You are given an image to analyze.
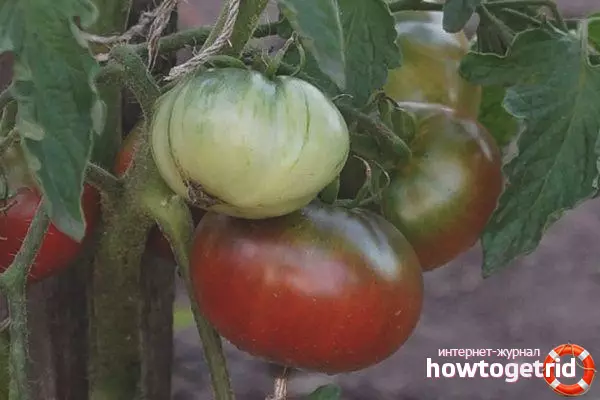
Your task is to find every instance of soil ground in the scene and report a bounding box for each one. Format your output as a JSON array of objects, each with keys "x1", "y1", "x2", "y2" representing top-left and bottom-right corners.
[{"x1": 172, "y1": 1, "x2": 600, "y2": 399}]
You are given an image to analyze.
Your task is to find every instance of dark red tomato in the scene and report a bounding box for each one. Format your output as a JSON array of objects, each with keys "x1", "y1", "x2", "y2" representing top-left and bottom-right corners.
[
  {"x1": 0, "y1": 182, "x2": 100, "y2": 282},
  {"x1": 114, "y1": 125, "x2": 204, "y2": 261},
  {"x1": 380, "y1": 102, "x2": 503, "y2": 271},
  {"x1": 190, "y1": 203, "x2": 423, "y2": 374}
]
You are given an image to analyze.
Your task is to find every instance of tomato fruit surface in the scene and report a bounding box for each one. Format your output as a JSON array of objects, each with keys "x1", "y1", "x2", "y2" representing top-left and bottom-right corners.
[
  {"x1": 114, "y1": 125, "x2": 204, "y2": 261},
  {"x1": 0, "y1": 147, "x2": 100, "y2": 282},
  {"x1": 151, "y1": 68, "x2": 350, "y2": 219},
  {"x1": 384, "y1": 11, "x2": 481, "y2": 118},
  {"x1": 380, "y1": 102, "x2": 503, "y2": 271},
  {"x1": 190, "y1": 202, "x2": 423, "y2": 373}
]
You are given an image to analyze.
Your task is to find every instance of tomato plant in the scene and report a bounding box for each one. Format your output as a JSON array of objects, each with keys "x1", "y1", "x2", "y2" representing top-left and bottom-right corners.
[
  {"x1": 114, "y1": 124, "x2": 204, "y2": 261},
  {"x1": 0, "y1": 0, "x2": 598, "y2": 399},
  {"x1": 383, "y1": 11, "x2": 482, "y2": 119},
  {"x1": 189, "y1": 202, "x2": 423, "y2": 373},
  {"x1": 151, "y1": 67, "x2": 350, "y2": 219},
  {"x1": 0, "y1": 147, "x2": 100, "y2": 282},
  {"x1": 380, "y1": 102, "x2": 503, "y2": 270}
]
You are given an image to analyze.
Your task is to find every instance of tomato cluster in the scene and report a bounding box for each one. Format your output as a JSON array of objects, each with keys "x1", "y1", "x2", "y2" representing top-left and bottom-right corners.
[{"x1": 152, "y1": 10, "x2": 502, "y2": 375}]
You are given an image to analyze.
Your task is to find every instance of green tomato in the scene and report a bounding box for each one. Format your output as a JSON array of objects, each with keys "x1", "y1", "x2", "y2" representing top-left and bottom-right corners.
[
  {"x1": 151, "y1": 68, "x2": 350, "y2": 219},
  {"x1": 384, "y1": 11, "x2": 481, "y2": 119}
]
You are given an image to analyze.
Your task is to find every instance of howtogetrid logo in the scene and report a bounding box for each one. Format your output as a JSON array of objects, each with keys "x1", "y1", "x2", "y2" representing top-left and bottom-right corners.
[{"x1": 543, "y1": 344, "x2": 596, "y2": 397}]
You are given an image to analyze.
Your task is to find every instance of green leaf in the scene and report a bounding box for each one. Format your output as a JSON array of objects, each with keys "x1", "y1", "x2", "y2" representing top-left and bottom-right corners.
[
  {"x1": 307, "y1": 384, "x2": 341, "y2": 400},
  {"x1": 284, "y1": 0, "x2": 401, "y2": 107},
  {"x1": 477, "y1": 85, "x2": 521, "y2": 147},
  {"x1": 460, "y1": 27, "x2": 600, "y2": 276},
  {"x1": 443, "y1": 0, "x2": 481, "y2": 33},
  {"x1": 589, "y1": 12, "x2": 600, "y2": 50},
  {"x1": 277, "y1": 0, "x2": 346, "y2": 89},
  {"x1": 1, "y1": 0, "x2": 103, "y2": 241}
]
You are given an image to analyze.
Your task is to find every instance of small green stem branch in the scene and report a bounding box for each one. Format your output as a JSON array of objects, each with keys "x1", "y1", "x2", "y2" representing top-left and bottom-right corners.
[
  {"x1": 388, "y1": 0, "x2": 443, "y2": 13},
  {"x1": 0, "y1": 129, "x2": 18, "y2": 155},
  {"x1": 86, "y1": 163, "x2": 123, "y2": 197},
  {"x1": 110, "y1": 46, "x2": 160, "y2": 119},
  {"x1": 129, "y1": 21, "x2": 277, "y2": 59},
  {"x1": 223, "y1": 0, "x2": 271, "y2": 57},
  {"x1": 0, "y1": 204, "x2": 51, "y2": 400},
  {"x1": 0, "y1": 325, "x2": 9, "y2": 400},
  {"x1": 335, "y1": 103, "x2": 412, "y2": 162},
  {"x1": 145, "y1": 191, "x2": 235, "y2": 400},
  {"x1": 0, "y1": 86, "x2": 12, "y2": 112},
  {"x1": 0, "y1": 101, "x2": 17, "y2": 138},
  {"x1": 485, "y1": 0, "x2": 568, "y2": 31}
]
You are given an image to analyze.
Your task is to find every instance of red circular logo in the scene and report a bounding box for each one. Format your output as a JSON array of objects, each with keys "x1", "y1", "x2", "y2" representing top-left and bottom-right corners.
[{"x1": 543, "y1": 344, "x2": 596, "y2": 397}]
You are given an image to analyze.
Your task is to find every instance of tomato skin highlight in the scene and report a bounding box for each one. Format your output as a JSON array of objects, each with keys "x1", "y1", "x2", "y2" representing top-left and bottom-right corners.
[
  {"x1": 0, "y1": 184, "x2": 100, "y2": 282},
  {"x1": 190, "y1": 203, "x2": 423, "y2": 373},
  {"x1": 381, "y1": 103, "x2": 503, "y2": 270},
  {"x1": 384, "y1": 11, "x2": 481, "y2": 119}
]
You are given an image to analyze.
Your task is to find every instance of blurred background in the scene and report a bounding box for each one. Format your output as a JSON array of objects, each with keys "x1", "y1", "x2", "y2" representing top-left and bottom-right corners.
[{"x1": 170, "y1": 1, "x2": 600, "y2": 399}]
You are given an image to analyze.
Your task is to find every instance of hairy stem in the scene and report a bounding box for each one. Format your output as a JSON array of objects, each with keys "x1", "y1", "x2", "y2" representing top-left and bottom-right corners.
[
  {"x1": 86, "y1": 163, "x2": 123, "y2": 197},
  {"x1": 110, "y1": 45, "x2": 160, "y2": 120},
  {"x1": 224, "y1": 0, "x2": 271, "y2": 57},
  {"x1": 0, "y1": 101, "x2": 17, "y2": 138},
  {"x1": 0, "y1": 205, "x2": 50, "y2": 400},
  {"x1": 388, "y1": 0, "x2": 443, "y2": 13},
  {"x1": 145, "y1": 193, "x2": 235, "y2": 400},
  {"x1": 485, "y1": 0, "x2": 568, "y2": 31},
  {"x1": 0, "y1": 129, "x2": 18, "y2": 155},
  {"x1": 0, "y1": 86, "x2": 12, "y2": 112},
  {"x1": 130, "y1": 21, "x2": 277, "y2": 57},
  {"x1": 335, "y1": 103, "x2": 412, "y2": 163}
]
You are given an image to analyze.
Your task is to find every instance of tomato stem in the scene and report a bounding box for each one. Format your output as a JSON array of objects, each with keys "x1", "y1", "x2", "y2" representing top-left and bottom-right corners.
[
  {"x1": 0, "y1": 101, "x2": 16, "y2": 139},
  {"x1": 85, "y1": 163, "x2": 123, "y2": 198},
  {"x1": 0, "y1": 129, "x2": 18, "y2": 157},
  {"x1": 0, "y1": 86, "x2": 12, "y2": 112},
  {"x1": 485, "y1": 0, "x2": 568, "y2": 32},
  {"x1": 110, "y1": 45, "x2": 161, "y2": 122},
  {"x1": 0, "y1": 204, "x2": 50, "y2": 400},
  {"x1": 0, "y1": 324, "x2": 8, "y2": 400},
  {"x1": 336, "y1": 103, "x2": 413, "y2": 163},
  {"x1": 145, "y1": 190, "x2": 235, "y2": 400}
]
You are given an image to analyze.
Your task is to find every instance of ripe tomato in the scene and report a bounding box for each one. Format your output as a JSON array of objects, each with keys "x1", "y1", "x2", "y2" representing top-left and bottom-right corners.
[
  {"x1": 380, "y1": 102, "x2": 503, "y2": 270},
  {"x1": 190, "y1": 203, "x2": 423, "y2": 373},
  {"x1": 0, "y1": 147, "x2": 100, "y2": 282},
  {"x1": 114, "y1": 125, "x2": 205, "y2": 261},
  {"x1": 151, "y1": 68, "x2": 350, "y2": 219},
  {"x1": 383, "y1": 11, "x2": 481, "y2": 119}
]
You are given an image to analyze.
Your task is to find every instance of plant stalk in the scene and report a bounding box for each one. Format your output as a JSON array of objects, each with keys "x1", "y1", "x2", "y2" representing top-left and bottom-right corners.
[
  {"x1": 146, "y1": 192, "x2": 235, "y2": 400},
  {"x1": 0, "y1": 205, "x2": 51, "y2": 400},
  {"x1": 485, "y1": 0, "x2": 568, "y2": 31},
  {"x1": 0, "y1": 86, "x2": 12, "y2": 112}
]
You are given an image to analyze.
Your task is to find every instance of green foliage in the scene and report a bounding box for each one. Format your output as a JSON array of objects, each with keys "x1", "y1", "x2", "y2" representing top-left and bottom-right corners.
[
  {"x1": 0, "y1": 0, "x2": 103, "y2": 241},
  {"x1": 282, "y1": 0, "x2": 401, "y2": 107},
  {"x1": 277, "y1": 0, "x2": 345, "y2": 89},
  {"x1": 443, "y1": 0, "x2": 482, "y2": 33},
  {"x1": 589, "y1": 12, "x2": 600, "y2": 50},
  {"x1": 477, "y1": 85, "x2": 521, "y2": 148},
  {"x1": 307, "y1": 384, "x2": 341, "y2": 400},
  {"x1": 460, "y1": 25, "x2": 600, "y2": 276}
]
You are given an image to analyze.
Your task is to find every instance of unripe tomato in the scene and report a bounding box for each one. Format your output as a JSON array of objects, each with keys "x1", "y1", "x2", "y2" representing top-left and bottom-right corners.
[
  {"x1": 384, "y1": 11, "x2": 481, "y2": 118},
  {"x1": 151, "y1": 68, "x2": 350, "y2": 219},
  {"x1": 0, "y1": 146, "x2": 100, "y2": 282},
  {"x1": 114, "y1": 125, "x2": 204, "y2": 261},
  {"x1": 380, "y1": 102, "x2": 503, "y2": 270},
  {"x1": 190, "y1": 203, "x2": 423, "y2": 373}
]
